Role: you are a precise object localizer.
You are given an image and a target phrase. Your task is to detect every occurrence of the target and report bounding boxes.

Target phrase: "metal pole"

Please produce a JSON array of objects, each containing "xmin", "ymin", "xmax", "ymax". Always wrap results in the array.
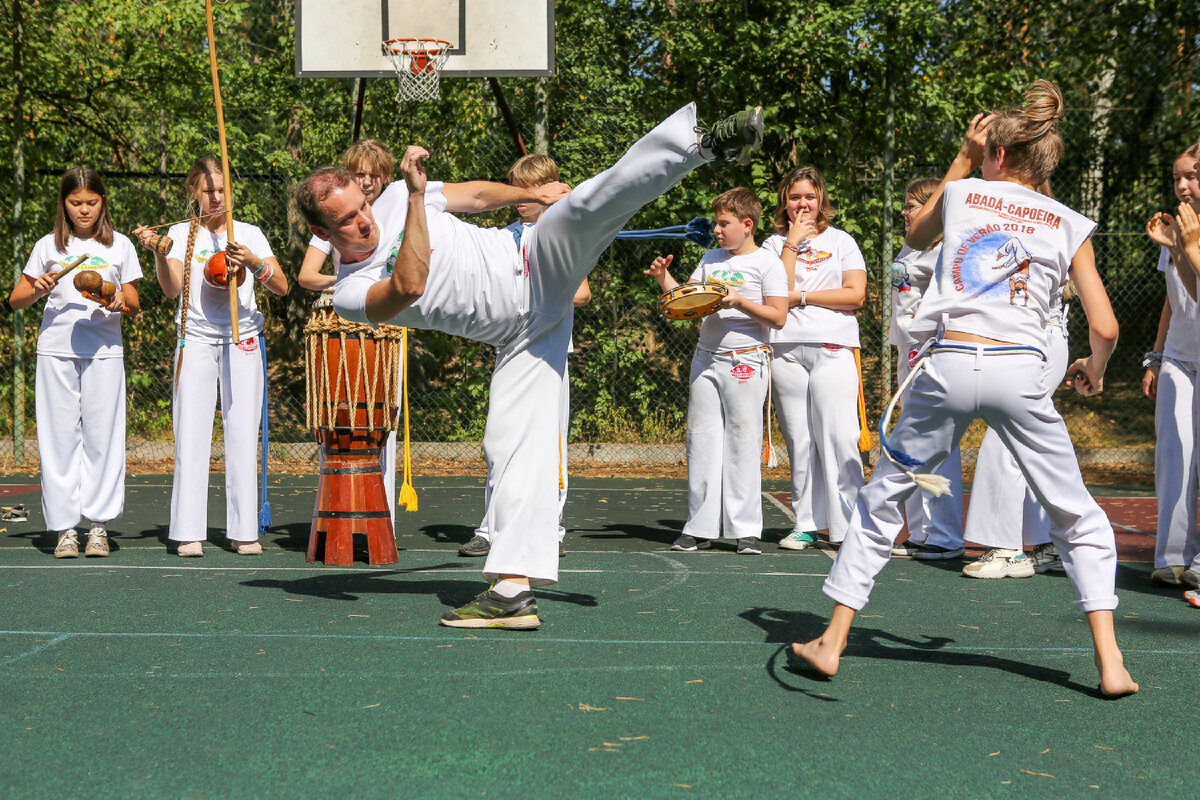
[
  {"xmin": 351, "ymin": 77, "xmax": 367, "ymax": 143},
  {"xmin": 11, "ymin": 0, "xmax": 27, "ymax": 463},
  {"xmin": 533, "ymin": 77, "xmax": 549, "ymax": 156},
  {"xmin": 880, "ymin": 19, "xmax": 895, "ymax": 406}
]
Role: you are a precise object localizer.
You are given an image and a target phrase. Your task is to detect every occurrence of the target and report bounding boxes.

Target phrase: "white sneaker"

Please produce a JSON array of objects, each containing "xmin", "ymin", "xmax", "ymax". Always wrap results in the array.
[
  {"xmin": 232, "ymin": 540, "xmax": 262, "ymax": 555},
  {"xmin": 84, "ymin": 527, "xmax": 110, "ymax": 557},
  {"xmin": 54, "ymin": 530, "xmax": 79, "ymax": 559},
  {"xmin": 962, "ymin": 548, "xmax": 1034, "ymax": 579}
]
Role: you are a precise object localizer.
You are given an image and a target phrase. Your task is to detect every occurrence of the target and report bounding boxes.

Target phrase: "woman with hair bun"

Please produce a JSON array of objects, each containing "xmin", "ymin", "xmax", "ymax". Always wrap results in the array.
[{"xmin": 792, "ymin": 80, "xmax": 1138, "ymax": 698}]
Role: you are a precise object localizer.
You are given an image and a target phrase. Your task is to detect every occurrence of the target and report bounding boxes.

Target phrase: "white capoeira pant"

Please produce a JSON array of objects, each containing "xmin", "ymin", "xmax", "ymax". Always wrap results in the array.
[
  {"xmin": 770, "ymin": 342, "xmax": 864, "ymax": 542},
  {"xmin": 682, "ymin": 346, "xmax": 771, "ymax": 540},
  {"xmin": 824, "ymin": 345, "xmax": 1118, "ymax": 613},
  {"xmin": 896, "ymin": 353, "xmax": 964, "ymax": 550},
  {"xmin": 963, "ymin": 327, "xmax": 1068, "ymax": 550},
  {"xmin": 170, "ymin": 338, "xmax": 265, "ymax": 543},
  {"xmin": 1153, "ymin": 356, "xmax": 1200, "ymax": 571},
  {"xmin": 35, "ymin": 355, "xmax": 126, "ymax": 531},
  {"xmin": 475, "ymin": 361, "xmax": 570, "ymax": 544}
]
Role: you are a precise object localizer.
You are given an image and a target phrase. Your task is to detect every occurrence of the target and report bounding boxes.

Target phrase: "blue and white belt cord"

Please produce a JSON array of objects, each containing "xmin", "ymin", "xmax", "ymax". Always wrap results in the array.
[{"xmin": 878, "ymin": 340, "xmax": 1044, "ymax": 496}]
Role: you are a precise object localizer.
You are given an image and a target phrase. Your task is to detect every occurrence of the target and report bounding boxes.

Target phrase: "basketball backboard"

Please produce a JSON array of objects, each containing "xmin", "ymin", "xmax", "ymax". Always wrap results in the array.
[{"xmin": 295, "ymin": 0, "xmax": 554, "ymax": 78}]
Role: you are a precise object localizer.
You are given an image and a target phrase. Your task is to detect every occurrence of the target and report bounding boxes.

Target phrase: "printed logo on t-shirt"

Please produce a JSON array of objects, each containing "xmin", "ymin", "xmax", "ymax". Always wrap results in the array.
[
  {"xmin": 236, "ymin": 336, "xmax": 258, "ymax": 353},
  {"xmin": 384, "ymin": 231, "xmax": 404, "ymax": 276},
  {"xmin": 949, "ymin": 228, "xmax": 1036, "ymax": 307},
  {"xmin": 890, "ymin": 258, "xmax": 912, "ymax": 291},
  {"xmin": 730, "ymin": 364, "xmax": 756, "ymax": 380},
  {"xmin": 795, "ymin": 249, "xmax": 832, "ymax": 271},
  {"xmin": 709, "ymin": 268, "xmax": 747, "ymax": 286}
]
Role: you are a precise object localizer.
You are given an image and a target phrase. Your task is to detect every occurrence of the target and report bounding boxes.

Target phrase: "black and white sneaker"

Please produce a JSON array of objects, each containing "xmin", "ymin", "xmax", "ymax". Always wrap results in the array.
[
  {"xmin": 737, "ymin": 537, "xmax": 762, "ymax": 555},
  {"xmin": 912, "ymin": 543, "xmax": 965, "ymax": 560},
  {"xmin": 458, "ymin": 534, "xmax": 491, "ymax": 557},
  {"xmin": 671, "ymin": 534, "xmax": 712, "ymax": 552},
  {"xmin": 698, "ymin": 106, "xmax": 764, "ymax": 165}
]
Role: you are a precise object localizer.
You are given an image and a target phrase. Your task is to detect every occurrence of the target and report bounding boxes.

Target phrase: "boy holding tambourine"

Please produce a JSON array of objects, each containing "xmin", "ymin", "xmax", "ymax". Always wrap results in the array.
[{"xmin": 645, "ymin": 187, "xmax": 789, "ymax": 554}]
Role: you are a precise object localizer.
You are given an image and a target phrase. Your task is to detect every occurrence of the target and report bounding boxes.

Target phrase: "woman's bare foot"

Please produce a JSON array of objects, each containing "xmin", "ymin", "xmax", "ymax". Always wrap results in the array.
[
  {"xmin": 790, "ymin": 637, "xmax": 843, "ymax": 678},
  {"xmin": 1095, "ymin": 653, "xmax": 1139, "ymax": 699}
]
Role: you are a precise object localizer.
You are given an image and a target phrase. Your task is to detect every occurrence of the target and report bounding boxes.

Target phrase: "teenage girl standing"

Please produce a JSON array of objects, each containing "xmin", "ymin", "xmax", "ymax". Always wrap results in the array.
[
  {"xmin": 11, "ymin": 168, "xmax": 141, "ymax": 558},
  {"xmin": 793, "ymin": 81, "xmax": 1138, "ymax": 698},
  {"xmin": 134, "ymin": 157, "xmax": 289, "ymax": 556},
  {"xmin": 762, "ymin": 168, "xmax": 867, "ymax": 550}
]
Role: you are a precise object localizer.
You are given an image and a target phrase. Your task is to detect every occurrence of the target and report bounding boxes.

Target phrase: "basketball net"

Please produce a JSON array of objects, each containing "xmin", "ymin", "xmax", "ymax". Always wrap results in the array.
[{"xmin": 382, "ymin": 38, "xmax": 452, "ymax": 102}]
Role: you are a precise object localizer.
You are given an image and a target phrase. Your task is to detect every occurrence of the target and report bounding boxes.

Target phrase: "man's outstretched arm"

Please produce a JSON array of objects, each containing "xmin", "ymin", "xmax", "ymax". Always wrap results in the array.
[{"xmin": 442, "ymin": 179, "xmax": 569, "ymax": 213}]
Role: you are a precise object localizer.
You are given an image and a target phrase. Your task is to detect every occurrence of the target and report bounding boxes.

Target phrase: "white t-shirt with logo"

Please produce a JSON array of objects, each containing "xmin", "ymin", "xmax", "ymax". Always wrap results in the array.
[
  {"xmin": 1157, "ymin": 246, "xmax": 1200, "ymax": 363},
  {"xmin": 333, "ymin": 181, "xmax": 527, "ymax": 347},
  {"xmin": 910, "ymin": 178, "xmax": 1096, "ymax": 351},
  {"xmin": 165, "ymin": 221, "xmax": 274, "ymax": 345},
  {"xmin": 24, "ymin": 233, "xmax": 143, "ymax": 359},
  {"xmin": 762, "ymin": 227, "xmax": 866, "ymax": 348},
  {"xmin": 688, "ymin": 247, "xmax": 789, "ymax": 352},
  {"xmin": 889, "ymin": 243, "xmax": 941, "ymax": 349}
]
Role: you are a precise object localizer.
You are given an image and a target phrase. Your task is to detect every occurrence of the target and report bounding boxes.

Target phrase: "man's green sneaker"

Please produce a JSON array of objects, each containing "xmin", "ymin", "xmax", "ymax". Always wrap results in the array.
[
  {"xmin": 697, "ymin": 106, "xmax": 764, "ymax": 166},
  {"xmin": 439, "ymin": 587, "xmax": 541, "ymax": 630}
]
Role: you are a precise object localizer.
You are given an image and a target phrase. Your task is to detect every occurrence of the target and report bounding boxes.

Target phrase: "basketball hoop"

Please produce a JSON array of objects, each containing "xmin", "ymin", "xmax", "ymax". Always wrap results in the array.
[{"xmin": 382, "ymin": 38, "xmax": 452, "ymax": 102}]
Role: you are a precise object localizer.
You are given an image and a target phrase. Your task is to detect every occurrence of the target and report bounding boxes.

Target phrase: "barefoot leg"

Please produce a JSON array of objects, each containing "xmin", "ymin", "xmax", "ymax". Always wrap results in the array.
[
  {"xmin": 792, "ymin": 603, "xmax": 855, "ymax": 677},
  {"xmin": 1086, "ymin": 610, "xmax": 1139, "ymax": 698}
]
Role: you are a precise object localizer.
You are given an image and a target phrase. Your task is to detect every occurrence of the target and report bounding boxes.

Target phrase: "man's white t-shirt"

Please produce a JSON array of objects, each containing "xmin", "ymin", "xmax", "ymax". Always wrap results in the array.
[
  {"xmin": 24, "ymin": 233, "xmax": 143, "ymax": 359},
  {"xmin": 1157, "ymin": 246, "xmax": 1200, "ymax": 363},
  {"xmin": 165, "ymin": 221, "xmax": 274, "ymax": 344},
  {"xmin": 333, "ymin": 181, "xmax": 527, "ymax": 347},
  {"xmin": 910, "ymin": 178, "xmax": 1096, "ymax": 352},
  {"xmin": 762, "ymin": 227, "xmax": 866, "ymax": 348}
]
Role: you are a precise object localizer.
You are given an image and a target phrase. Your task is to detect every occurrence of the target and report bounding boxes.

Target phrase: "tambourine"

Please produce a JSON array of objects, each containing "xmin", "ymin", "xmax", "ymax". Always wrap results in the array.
[
  {"xmin": 202, "ymin": 251, "xmax": 247, "ymax": 290},
  {"xmin": 73, "ymin": 270, "xmax": 116, "ymax": 304},
  {"xmin": 657, "ymin": 282, "xmax": 729, "ymax": 320}
]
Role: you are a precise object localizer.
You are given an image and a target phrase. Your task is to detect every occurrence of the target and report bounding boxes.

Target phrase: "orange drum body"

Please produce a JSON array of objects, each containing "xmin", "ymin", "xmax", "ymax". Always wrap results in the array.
[
  {"xmin": 658, "ymin": 282, "xmax": 728, "ymax": 320},
  {"xmin": 305, "ymin": 299, "xmax": 404, "ymax": 565}
]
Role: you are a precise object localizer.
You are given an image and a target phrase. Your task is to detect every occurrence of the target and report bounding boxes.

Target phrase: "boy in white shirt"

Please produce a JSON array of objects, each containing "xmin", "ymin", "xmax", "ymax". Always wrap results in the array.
[{"xmin": 645, "ymin": 188, "xmax": 789, "ymax": 554}]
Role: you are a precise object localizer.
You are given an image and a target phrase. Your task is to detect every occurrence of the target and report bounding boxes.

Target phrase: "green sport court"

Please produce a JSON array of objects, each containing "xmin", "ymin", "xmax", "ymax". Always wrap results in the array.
[{"xmin": 1, "ymin": 473, "xmax": 1197, "ymax": 798}]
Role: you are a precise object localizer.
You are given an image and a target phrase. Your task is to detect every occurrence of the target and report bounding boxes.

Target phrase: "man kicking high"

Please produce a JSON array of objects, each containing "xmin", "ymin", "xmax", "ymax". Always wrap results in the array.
[{"xmin": 295, "ymin": 103, "xmax": 763, "ymax": 629}]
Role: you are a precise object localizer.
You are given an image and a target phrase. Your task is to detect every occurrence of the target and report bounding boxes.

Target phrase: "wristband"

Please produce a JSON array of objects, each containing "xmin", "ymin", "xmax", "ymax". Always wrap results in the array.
[
  {"xmin": 256, "ymin": 263, "xmax": 274, "ymax": 284},
  {"xmin": 799, "ymin": 290, "xmax": 807, "ymax": 308},
  {"xmin": 783, "ymin": 241, "xmax": 802, "ymax": 254},
  {"xmin": 1143, "ymin": 351, "xmax": 1163, "ymax": 368},
  {"xmin": 250, "ymin": 258, "xmax": 266, "ymax": 276}
]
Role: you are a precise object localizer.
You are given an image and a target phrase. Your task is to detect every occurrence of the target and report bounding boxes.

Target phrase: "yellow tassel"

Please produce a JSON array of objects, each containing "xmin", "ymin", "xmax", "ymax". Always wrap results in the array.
[
  {"xmin": 399, "ymin": 327, "xmax": 418, "ymax": 512},
  {"xmin": 854, "ymin": 347, "xmax": 872, "ymax": 452}
]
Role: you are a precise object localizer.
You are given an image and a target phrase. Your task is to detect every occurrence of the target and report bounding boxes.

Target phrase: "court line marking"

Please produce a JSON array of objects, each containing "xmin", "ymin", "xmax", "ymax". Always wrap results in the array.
[
  {"xmin": 1, "ymin": 630, "xmax": 1196, "ymax": 657},
  {"xmin": 0, "ymin": 563, "xmax": 831, "ymax": 578}
]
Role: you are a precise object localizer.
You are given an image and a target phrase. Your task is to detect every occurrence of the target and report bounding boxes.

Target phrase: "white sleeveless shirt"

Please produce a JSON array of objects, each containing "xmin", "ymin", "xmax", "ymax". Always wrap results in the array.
[{"xmin": 910, "ymin": 178, "xmax": 1095, "ymax": 351}]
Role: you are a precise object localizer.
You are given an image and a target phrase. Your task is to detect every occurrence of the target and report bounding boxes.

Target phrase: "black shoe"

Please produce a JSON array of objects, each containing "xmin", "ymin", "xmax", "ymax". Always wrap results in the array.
[
  {"xmin": 697, "ymin": 106, "xmax": 764, "ymax": 165},
  {"xmin": 458, "ymin": 534, "xmax": 491, "ymax": 557},
  {"xmin": 737, "ymin": 537, "xmax": 762, "ymax": 555},
  {"xmin": 439, "ymin": 588, "xmax": 541, "ymax": 629},
  {"xmin": 671, "ymin": 534, "xmax": 712, "ymax": 552}
]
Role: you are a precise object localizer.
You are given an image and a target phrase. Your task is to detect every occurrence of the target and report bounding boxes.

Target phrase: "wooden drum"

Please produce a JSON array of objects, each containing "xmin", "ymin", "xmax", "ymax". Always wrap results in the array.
[{"xmin": 304, "ymin": 295, "xmax": 404, "ymax": 565}]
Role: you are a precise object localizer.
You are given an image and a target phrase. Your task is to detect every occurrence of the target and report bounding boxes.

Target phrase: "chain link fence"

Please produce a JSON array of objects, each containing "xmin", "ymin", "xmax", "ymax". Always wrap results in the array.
[{"xmin": 1, "ymin": 0, "xmax": 1192, "ymax": 470}]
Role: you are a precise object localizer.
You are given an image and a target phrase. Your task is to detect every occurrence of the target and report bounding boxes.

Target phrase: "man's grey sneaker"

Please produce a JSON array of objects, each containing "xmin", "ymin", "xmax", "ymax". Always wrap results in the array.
[
  {"xmin": 1151, "ymin": 565, "xmax": 1185, "ymax": 585},
  {"xmin": 1029, "ymin": 542, "xmax": 1064, "ymax": 574},
  {"xmin": 1182, "ymin": 569, "xmax": 1200, "ymax": 589},
  {"xmin": 698, "ymin": 106, "xmax": 764, "ymax": 166},
  {"xmin": 671, "ymin": 534, "xmax": 712, "ymax": 552},
  {"xmin": 779, "ymin": 530, "xmax": 820, "ymax": 550},
  {"xmin": 912, "ymin": 543, "xmax": 965, "ymax": 560},
  {"xmin": 891, "ymin": 539, "xmax": 930, "ymax": 556},
  {"xmin": 737, "ymin": 537, "xmax": 762, "ymax": 555},
  {"xmin": 439, "ymin": 588, "xmax": 541, "ymax": 630},
  {"xmin": 54, "ymin": 530, "xmax": 79, "ymax": 559},
  {"xmin": 962, "ymin": 548, "xmax": 1033, "ymax": 579},
  {"xmin": 458, "ymin": 534, "xmax": 491, "ymax": 557}
]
